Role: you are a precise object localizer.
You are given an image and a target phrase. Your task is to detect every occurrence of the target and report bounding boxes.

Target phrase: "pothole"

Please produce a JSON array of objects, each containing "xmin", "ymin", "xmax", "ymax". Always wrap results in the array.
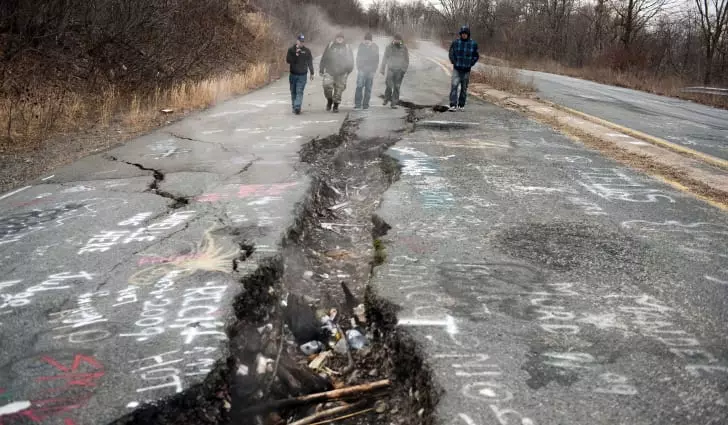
[{"xmin": 495, "ymin": 222, "xmax": 645, "ymax": 273}]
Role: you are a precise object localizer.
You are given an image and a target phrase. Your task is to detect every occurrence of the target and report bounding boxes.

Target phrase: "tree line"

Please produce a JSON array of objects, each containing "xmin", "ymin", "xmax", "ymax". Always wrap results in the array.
[{"xmin": 363, "ymin": 0, "xmax": 727, "ymax": 86}]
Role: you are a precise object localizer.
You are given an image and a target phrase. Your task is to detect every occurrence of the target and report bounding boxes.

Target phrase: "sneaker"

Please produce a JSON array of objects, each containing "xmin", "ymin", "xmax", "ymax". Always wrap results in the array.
[
  {"xmin": 363, "ymin": 105, "xmax": 369, "ymax": 110},
  {"xmin": 326, "ymin": 99, "xmax": 333, "ymax": 111},
  {"xmin": 383, "ymin": 99, "xmax": 389, "ymax": 106},
  {"xmin": 332, "ymin": 103, "xmax": 339, "ymax": 113},
  {"xmin": 390, "ymin": 104, "xmax": 398, "ymax": 109},
  {"xmin": 449, "ymin": 105, "xmax": 457, "ymax": 112},
  {"xmin": 294, "ymin": 108, "xmax": 301, "ymax": 115},
  {"xmin": 354, "ymin": 105, "xmax": 361, "ymax": 110},
  {"xmin": 458, "ymin": 106, "xmax": 465, "ymax": 111}
]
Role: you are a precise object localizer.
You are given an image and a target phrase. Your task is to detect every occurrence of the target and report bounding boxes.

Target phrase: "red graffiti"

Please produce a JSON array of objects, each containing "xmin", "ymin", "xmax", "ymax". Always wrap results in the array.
[
  {"xmin": 0, "ymin": 355, "xmax": 104, "ymax": 425},
  {"xmin": 4, "ymin": 395, "xmax": 91, "ymax": 423},
  {"xmin": 36, "ymin": 355, "xmax": 104, "ymax": 391}
]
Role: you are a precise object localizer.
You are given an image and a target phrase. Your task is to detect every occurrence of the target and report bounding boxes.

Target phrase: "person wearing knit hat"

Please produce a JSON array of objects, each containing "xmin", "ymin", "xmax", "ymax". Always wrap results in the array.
[
  {"xmin": 319, "ymin": 33, "xmax": 354, "ymax": 113},
  {"xmin": 286, "ymin": 34, "xmax": 314, "ymax": 115},
  {"xmin": 380, "ymin": 34, "xmax": 409, "ymax": 109},
  {"xmin": 354, "ymin": 32, "xmax": 379, "ymax": 110},
  {"xmin": 448, "ymin": 26, "xmax": 479, "ymax": 111}
]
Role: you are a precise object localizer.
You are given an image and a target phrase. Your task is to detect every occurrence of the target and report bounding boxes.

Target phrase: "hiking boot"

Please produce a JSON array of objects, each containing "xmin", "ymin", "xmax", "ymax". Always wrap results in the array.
[
  {"xmin": 332, "ymin": 103, "xmax": 339, "ymax": 113},
  {"xmin": 326, "ymin": 99, "xmax": 333, "ymax": 111}
]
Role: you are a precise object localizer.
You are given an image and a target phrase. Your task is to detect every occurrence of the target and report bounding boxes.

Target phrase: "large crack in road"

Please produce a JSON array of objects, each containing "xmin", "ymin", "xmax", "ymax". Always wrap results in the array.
[{"xmin": 105, "ymin": 108, "xmax": 442, "ymax": 425}]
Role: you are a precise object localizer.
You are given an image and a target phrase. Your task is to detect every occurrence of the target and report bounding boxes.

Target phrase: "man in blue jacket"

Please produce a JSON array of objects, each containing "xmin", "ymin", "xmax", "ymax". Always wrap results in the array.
[
  {"xmin": 354, "ymin": 33, "xmax": 379, "ymax": 110},
  {"xmin": 448, "ymin": 26, "xmax": 479, "ymax": 111}
]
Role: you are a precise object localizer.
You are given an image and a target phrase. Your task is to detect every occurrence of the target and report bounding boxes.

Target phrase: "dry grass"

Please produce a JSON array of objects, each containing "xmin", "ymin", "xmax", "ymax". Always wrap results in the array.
[
  {"xmin": 470, "ymin": 67, "xmax": 536, "ymax": 94},
  {"xmin": 509, "ymin": 57, "xmax": 728, "ymax": 110},
  {"xmin": 122, "ymin": 62, "xmax": 271, "ymax": 131},
  {"xmin": 0, "ymin": 61, "xmax": 273, "ymax": 154}
]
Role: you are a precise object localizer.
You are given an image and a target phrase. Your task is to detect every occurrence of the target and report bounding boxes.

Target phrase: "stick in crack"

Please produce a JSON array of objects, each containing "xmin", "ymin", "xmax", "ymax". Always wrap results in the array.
[{"xmin": 239, "ymin": 379, "xmax": 391, "ymax": 415}]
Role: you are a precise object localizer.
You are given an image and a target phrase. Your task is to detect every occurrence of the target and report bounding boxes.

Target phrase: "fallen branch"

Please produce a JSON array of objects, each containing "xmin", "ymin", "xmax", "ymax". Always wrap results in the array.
[
  {"xmin": 308, "ymin": 407, "xmax": 374, "ymax": 425},
  {"xmin": 336, "ymin": 324, "xmax": 355, "ymax": 375},
  {"xmin": 266, "ymin": 320, "xmax": 286, "ymax": 393},
  {"xmin": 239, "ymin": 379, "xmax": 390, "ymax": 415},
  {"xmin": 288, "ymin": 400, "xmax": 368, "ymax": 425}
]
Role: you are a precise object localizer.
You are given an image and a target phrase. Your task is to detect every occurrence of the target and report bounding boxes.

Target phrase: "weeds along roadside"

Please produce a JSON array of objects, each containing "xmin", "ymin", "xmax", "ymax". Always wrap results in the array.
[{"xmin": 0, "ymin": 9, "xmax": 284, "ymax": 155}]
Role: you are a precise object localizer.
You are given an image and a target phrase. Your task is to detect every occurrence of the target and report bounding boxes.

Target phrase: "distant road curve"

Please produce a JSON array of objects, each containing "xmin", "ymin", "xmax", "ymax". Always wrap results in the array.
[{"xmin": 417, "ymin": 40, "xmax": 728, "ymax": 162}]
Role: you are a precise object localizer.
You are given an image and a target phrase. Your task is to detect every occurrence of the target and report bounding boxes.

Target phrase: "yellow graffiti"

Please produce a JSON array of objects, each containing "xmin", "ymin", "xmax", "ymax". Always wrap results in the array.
[{"xmin": 129, "ymin": 224, "xmax": 240, "ymax": 286}]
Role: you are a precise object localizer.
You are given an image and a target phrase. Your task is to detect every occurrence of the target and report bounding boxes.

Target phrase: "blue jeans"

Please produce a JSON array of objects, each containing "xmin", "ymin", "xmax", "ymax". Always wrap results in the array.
[
  {"xmin": 354, "ymin": 72, "xmax": 374, "ymax": 108},
  {"xmin": 450, "ymin": 70, "xmax": 470, "ymax": 107},
  {"xmin": 289, "ymin": 73, "xmax": 307, "ymax": 110}
]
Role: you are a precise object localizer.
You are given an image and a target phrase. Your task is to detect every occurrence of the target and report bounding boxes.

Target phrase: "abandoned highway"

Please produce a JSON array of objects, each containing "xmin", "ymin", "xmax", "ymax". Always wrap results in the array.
[{"xmin": 0, "ymin": 40, "xmax": 726, "ymax": 425}]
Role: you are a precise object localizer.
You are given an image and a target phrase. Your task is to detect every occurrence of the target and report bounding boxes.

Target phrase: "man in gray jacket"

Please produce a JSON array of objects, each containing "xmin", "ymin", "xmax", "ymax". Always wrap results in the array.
[
  {"xmin": 380, "ymin": 34, "xmax": 409, "ymax": 109},
  {"xmin": 354, "ymin": 33, "xmax": 379, "ymax": 110},
  {"xmin": 320, "ymin": 33, "xmax": 354, "ymax": 113}
]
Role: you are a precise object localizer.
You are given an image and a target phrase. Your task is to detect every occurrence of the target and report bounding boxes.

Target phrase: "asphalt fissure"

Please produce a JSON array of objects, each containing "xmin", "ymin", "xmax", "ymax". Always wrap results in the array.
[
  {"xmin": 105, "ymin": 154, "xmax": 191, "ymax": 209},
  {"xmin": 106, "ymin": 106, "xmax": 440, "ymax": 424}
]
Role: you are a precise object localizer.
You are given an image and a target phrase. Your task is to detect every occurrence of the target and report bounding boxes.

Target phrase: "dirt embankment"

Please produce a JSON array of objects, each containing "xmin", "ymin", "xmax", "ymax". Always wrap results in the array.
[{"xmin": 0, "ymin": 0, "xmax": 286, "ymax": 192}]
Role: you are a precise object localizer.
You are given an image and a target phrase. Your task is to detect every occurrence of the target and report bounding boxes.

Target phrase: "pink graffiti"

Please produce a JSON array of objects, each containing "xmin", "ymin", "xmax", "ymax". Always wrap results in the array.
[
  {"xmin": 195, "ymin": 183, "xmax": 298, "ymax": 203},
  {"xmin": 138, "ymin": 254, "xmax": 202, "ymax": 266}
]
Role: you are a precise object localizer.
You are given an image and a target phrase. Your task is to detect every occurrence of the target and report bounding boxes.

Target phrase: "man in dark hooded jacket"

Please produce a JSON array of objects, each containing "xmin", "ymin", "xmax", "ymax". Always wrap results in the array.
[
  {"xmin": 320, "ymin": 33, "xmax": 354, "ymax": 113},
  {"xmin": 380, "ymin": 34, "xmax": 409, "ymax": 109},
  {"xmin": 448, "ymin": 26, "xmax": 479, "ymax": 111},
  {"xmin": 354, "ymin": 33, "xmax": 379, "ymax": 110},
  {"xmin": 286, "ymin": 34, "xmax": 314, "ymax": 115}
]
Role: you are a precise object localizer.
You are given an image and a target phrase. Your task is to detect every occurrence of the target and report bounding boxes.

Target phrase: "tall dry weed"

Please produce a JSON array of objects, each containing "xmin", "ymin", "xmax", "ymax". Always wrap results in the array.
[{"xmin": 471, "ymin": 67, "xmax": 536, "ymax": 94}]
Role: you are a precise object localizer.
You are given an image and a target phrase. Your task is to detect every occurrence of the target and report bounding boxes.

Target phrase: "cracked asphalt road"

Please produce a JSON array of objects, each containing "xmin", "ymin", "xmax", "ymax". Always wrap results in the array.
[
  {"xmin": 372, "ymin": 86, "xmax": 728, "ymax": 423},
  {"xmin": 0, "ymin": 53, "xmax": 349, "ymax": 423},
  {"xmin": 1, "ymin": 37, "xmax": 727, "ymax": 425}
]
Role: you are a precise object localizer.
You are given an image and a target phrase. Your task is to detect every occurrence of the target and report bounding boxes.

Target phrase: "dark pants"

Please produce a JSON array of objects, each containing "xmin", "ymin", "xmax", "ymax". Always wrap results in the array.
[
  {"xmin": 354, "ymin": 71, "xmax": 374, "ymax": 108},
  {"xmin": 384, "ymin": 69, "xmax": 406, "ymax": 105},
  {"xmin": 289, "ymin": 73, "xmax": 307, "ymax": 110},
  {"xmin": 450, "ymin": 70, "xmax": 470, "ymax": 107}
]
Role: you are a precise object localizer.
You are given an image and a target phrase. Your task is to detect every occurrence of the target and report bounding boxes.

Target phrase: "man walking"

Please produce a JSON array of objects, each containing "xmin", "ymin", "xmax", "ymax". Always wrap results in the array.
[
  {"xmin": 354, "ymin": 33, "xmax": 379, "ymax": 110},
  {"xmin": 320, "ymin": 33, "xmax": 354, "ymax": 113},
  {"xmin": 448, "ymin": 26, "xmax": 479, "ymax": 111},
  {"xmin": 286, "ymin": 34, "xmax": 314, "ymax": 115},
  {"xmin": 380, "ymin": 34, "xmax": 409, "ymax": 109}
]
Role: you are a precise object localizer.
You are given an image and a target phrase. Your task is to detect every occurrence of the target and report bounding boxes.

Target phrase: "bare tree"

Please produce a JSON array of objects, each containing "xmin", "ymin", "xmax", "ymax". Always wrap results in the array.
[
  {"xmin": 610, "ymin": 0, "xmax": 667, "ymax": 49},
  {"xmin": 437, "ymin": 0, "xmax": 486, "ymax": 31},
  {"xmin": 694, "ymin": 0, "xmax": 728, "ymax": 84}
]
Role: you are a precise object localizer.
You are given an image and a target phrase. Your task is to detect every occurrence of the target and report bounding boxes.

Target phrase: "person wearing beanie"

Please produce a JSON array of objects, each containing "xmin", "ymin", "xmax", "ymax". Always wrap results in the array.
[
  {"xmin": 354, "ymin": 33, "xmax": 380, "ymax": 110},
  {"xmin": 286, "ymin": 34, "xmax": 314, "ymax": 115},
  {"xmin": 380, "ymin": 34, "xmax": 409, "ymax": 109},
  {"xmin": 319, "ymin": 33, "xmax": 354, "ymax": 113},
  {"xmin": 448, "ymin": 26, "xmax": 479, "ymax": 111}
]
